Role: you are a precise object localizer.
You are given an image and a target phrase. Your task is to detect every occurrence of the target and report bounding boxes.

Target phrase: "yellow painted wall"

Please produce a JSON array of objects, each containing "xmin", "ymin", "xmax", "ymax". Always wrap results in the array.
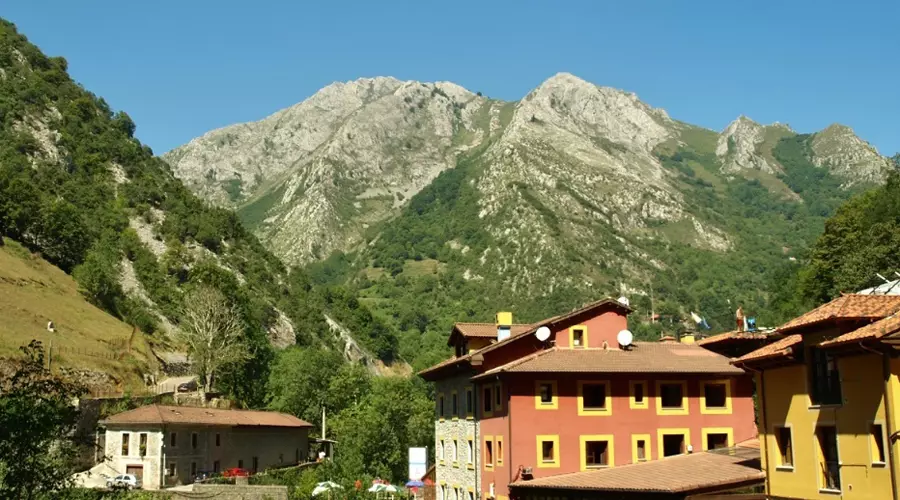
[
  {"xmin": 760, "ymin": 353, "xmax": 892, "ymax": 499},
  {"xmin": 468, "ymin": 338, "xmax": 492, "ymax": 352}
]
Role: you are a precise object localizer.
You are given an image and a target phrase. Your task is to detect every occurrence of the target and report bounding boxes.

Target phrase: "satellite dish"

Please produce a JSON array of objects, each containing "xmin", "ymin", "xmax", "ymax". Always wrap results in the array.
[
  {"xmin": 535, "ymin": 326, "xmax": 552, "ymax": 342},
  {"xmin": 617, "ymin": 329, "xmax": 633, "ymax": 347},
  {"xmin": 617, "ymin": 296, "xmax": 630, "ymax": 307}
]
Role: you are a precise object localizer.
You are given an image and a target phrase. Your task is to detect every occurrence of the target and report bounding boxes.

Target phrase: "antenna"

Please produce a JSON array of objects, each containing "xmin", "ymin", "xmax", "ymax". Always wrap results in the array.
[
  {"xmin": 617, "ymin": 329, "xmax": 633, "ymax": 347},
  {"xmin": 535, "ymin": 326, "xmax": 551, "ymax": 342}
]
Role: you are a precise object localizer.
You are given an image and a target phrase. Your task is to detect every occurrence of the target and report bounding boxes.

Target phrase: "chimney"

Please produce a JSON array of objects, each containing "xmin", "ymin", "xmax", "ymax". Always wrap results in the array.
[
  {"xmin": 680, "ymin": 332, "xmax": 696, "ymax": 344},
  {"xmin": 496, "ymin": 312, "xmax": 512, "ymax": 341}
]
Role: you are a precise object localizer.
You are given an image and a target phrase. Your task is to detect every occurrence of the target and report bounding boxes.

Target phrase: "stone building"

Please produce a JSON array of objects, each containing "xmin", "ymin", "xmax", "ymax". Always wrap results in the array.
[{"xmin": 100, "ymin": 404, "xmax": 312, "ymax": 489}]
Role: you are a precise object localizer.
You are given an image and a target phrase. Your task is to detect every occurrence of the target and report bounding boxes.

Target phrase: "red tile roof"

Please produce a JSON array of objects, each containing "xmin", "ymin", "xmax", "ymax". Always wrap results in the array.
[
  {"xmin": 472, "ymin": 342, "xmax": 744, "ymax": 380},
  {"xmin": 696, "ymin": 330, "xmax": 770, "ymax": 346},
  {"xmin": 777, "ymin": 294, "xmax": 900, "ymax": 333},
  {"xmin": 732, "ymin": 334, "xmax": 802, "ymax": 365},
  {"xmin": 820, "ymin": 313, "xmax": 900, "ymax": 347},
  {"xmin": 419, "ymin": 298, "xmax": 631, "ymax": 379},
  {"xmin": 510, "ymin": 442, "xmax": 762, "ymax": 493},
  {"xmin": 453, "ymin": 323, "xmax": 534, "ymax": 338},
  {"xmin": 101, "ymin": 405, "xmax": 312, "ymax": 428}
]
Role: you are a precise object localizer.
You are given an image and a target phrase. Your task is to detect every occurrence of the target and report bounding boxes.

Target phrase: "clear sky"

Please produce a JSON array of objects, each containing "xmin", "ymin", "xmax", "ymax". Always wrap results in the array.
[{"xmin": 5, "ymin": 0, "xmax": 899, "ymax": 156}]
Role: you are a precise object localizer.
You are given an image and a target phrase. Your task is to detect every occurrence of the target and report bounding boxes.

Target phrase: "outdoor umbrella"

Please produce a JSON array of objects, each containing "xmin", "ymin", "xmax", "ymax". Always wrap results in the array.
[
  {"xmin": 405, "ymin": 480, "xmax": 425, "ymax": 488},
  {"xmin": 312, "ymin": 481, "xmax": 344, "ymax": 497}
]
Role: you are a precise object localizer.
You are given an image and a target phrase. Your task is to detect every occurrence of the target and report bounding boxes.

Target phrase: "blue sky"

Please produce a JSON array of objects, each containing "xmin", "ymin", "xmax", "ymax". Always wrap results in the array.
[{"xmin": 5, "ymin": 0, "xmax": 899, "ymax": 155}]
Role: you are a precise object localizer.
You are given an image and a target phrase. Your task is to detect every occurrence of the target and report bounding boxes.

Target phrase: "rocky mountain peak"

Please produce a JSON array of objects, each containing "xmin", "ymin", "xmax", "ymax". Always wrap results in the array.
[
  {"xmin": 716, "ymin": 116, "xmax": 782, "ymax": 175},
  {"xmin": 810, "ymin": 123, "xmax": 896, "ymax": 186}
]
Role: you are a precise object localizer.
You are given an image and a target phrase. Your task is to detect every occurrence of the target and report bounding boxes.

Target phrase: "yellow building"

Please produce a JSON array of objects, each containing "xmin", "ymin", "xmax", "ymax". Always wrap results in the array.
[{"xmin": 734, "ymin": 294, "xmax": 900, "ymax": 499}]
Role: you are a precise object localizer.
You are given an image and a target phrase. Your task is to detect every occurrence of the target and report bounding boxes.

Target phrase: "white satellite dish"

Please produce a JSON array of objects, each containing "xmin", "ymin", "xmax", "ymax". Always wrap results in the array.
[
  {"xmin": 617, "ymin": 329, "xmax": 633, "ymax": 347},
  {"xmin": 617, "ymin": 296, "xmax": 630, "ymax": 307},
  {"xmin": 535, "ymin": 326, "xmax": 552, "ymax": 342}
]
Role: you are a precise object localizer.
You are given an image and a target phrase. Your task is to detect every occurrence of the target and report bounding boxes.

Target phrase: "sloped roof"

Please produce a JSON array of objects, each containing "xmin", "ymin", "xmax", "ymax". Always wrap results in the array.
[
  {"xmin": 732, "ymin": 334, "xmax": 802, "ymax": 365},
  {"xmin": 453, "ymin": 323, "xmax": 534, "ymax": 339},
  {"xmin": 101, "ymin": 405, "xmax": 312, "ymax": 428},
  {"xmin": 777, "ymin": 294, "xmax": 900, "ymax": 333},
  {"xmin": 510, "ymin": 442, "xmax": 762, "ymax": 493},
  {"xmin": 696, "ymin": 330, "xmax": 770, "ymax": 346},
  {"xmin": 472, "ymin": 342, "xmax": 744, "ymax": 380},
  {"xmin": 820, "ymin": 313, "xmax": 900, "ymax": 347}
]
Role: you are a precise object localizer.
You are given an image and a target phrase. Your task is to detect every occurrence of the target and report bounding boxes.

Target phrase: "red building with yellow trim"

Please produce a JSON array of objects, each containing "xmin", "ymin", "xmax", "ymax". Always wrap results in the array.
[{"xmin": 419, "ymin": 299, "xmax": 757, "ymax": 500}]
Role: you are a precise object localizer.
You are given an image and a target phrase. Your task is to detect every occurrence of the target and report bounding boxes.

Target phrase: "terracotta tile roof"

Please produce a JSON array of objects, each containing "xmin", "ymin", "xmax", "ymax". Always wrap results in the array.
[
  {"xmin": 101, "ymin": 405, "xmax": 312, "ymax": 428},
  {"xmin": 733, "ymin": 334, "xmax": 802, "ymax": 365},
  {"xmin": 510, "ymin": 443, "xmax": 762, "ymax": 493},
  {"xmin": 453, "ymin": 323, "xmax": 533, "ymax": 338},
  {"xmin": 696, "ymin": 330, "xmax": 770, "ymax": 346},
  {"xmin": 777, "ymin": 294, "xmax": 900, "ymax": 333},
  {"xmin": 472, "ymin": 342, "xmax": 744, "ymax": 380},
  {"xmin": 820, "ymin": 313, "xmax": 900, "ymax": 347},
  {"xmin": 420, "ymin": 298, "xmax": 631, "ymax": 379}
]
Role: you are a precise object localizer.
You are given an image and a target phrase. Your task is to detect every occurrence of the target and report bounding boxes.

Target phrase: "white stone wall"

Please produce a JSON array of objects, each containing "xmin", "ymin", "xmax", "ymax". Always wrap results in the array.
[
  {"xmin": 103, "ymin": 428, "xmax": 164, "ymax": 489},
  {"xmin": 435, "ymin": 374, "xmax": 479, "ymax": 496}
]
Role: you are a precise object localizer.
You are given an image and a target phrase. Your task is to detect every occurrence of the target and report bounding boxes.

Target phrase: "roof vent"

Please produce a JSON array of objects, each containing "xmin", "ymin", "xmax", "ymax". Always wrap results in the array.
[{"xmin": 659, "ymin": 334, "xmax": 677, "ymax": 343}]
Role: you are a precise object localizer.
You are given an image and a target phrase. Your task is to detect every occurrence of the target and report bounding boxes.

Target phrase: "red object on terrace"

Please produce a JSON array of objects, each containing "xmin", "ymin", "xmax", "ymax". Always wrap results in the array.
[{"xmin": 222, "ymin": 467, "xmax": 249, "ymax": 478}]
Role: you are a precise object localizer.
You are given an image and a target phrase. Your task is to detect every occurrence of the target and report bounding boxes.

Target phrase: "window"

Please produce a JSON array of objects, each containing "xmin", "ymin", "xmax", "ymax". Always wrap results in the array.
[
  {"xmin": 495, "ymin": 383, "xmax": 501, "ymax": 408},
  {"xmin": 169, "ymin": 432, "xmax": 177, "ymax": 447},
  {"xmin": 238, "ymin": 459, "xmax": 243, "ymax": 469},
  {"xmin": 439, "ymin": 393, "xmax": 445, "ymax": 419},
  {"xmin": 706, "ymin": 433, "xmax": 729, "ymax": 450},
  {"xmin": 191, "ymin": 462, "xmax": 197, "ymax": 477},
  {"xmin": 660, "ymin": 383, "xmax": 684, "ymax": 409},
  {"xmin": 636, "ymin": 439, "xmax": 647, "ymax": 461},
  {"xmin": 252, "ymin": 456, "xmax": 259, "ymax": 473},
  {"xmin": 485, "ymin": 438, "xmax": 494, "ymax": 467},
  {"xmin": 630, "ymin": 381, "xmax": 647, "ymax": 409},
  {"xmin": 438, "ymin": 438, "xmax": 445, "ymax": 463},
  {"xmin": 452, "ymin": 440, "xmax": 458, "ymax": 465},
  {"xmin": 817, "ymin": 426, "xmax": 841, "ymax": 491},
  {"xmin": 483, "ymin": 387, "xmax": 493, "ymax": 415},
  {"xmin": 213, "ymin": 460, "xmax": 220, "ymax": 473},
  {"xmin": 166, "ymin": 462, "xmax": 176, "ymax": 477},
  {"xmin": 704, "ymin": 384, "xmax": 727, "ymax": 408},
  {"xmin": 700, "ymin": 380, "xmax": 732, "ymax": 414},
  {"xmin": 535, "ymin": 380, "xmax": 558, "ymax": 409},
  {"xmin": 776, "ymin": 426, "xmax": 793, "ymax": 468},
  {"xmin": 583, "ymin": 383, "xmax": 607, "ymax": 409},
  {"xmin": 585, "ymin": 440, "xmax": 610, "ymax": 468},
  {"xmin": 570, "ymin": 325, "xmax": 587, "ymax": 348},
  {"xmin": 809, "ymin": 348, "xmax": 842, "ymax": 406},
  {"xmin": 191, "ymin": 432, "xmax": 198, "ymax": 450},
  {"xmin": 496, "ymin": 436, "xmax": 504, "ymax": 466},
  {"xmin": 139, "ymin": 433, "xmax": 148, "ymax": 456},
  {"xmin": 872, "ymin": 423, "xmax": 886, "ymax": 464},
  {"xmin": 662, "ymin": 434, "xmax": 685, "ymax": 457},
  {"xmin": 438, "ymin": 485, "xmax": 444, "ymax": 500},
  {"xmin": 537, "ymin": 435, "xmax": 561, "ymax": 468},
  {"xmin": 468, "ymin": 491, "xmax": 474, "ymax": 500},
  {"xmin": 467, "ymin": 439, "xmax": 474, "ymax": 466},
  {"xmin": 452, "ymin": 392, "xmax": 458, "ymax": 418},
  {"xmin": 121, "ymin": 433, "xmax": 130, "ymax": 456},
  {"xmin": 465, "ymin": 387, "xmax": 474, "ymax": 418}
]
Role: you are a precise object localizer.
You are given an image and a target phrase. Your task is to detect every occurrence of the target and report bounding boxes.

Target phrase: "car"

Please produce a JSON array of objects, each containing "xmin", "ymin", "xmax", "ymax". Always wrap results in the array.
[
  {"xmin": 222, "ymin": 467, "xmax": 249, "ymax": 478},
  {"xmin": 177, "ymin": 379, "xmax": 198, "ymax": 392},
  {"xmin": 192, "ymin": 470, "xmax": 217, "ymax": 482},
  {"xmin": 106, "ymin": 474, "xmax": 141, "ymax": 489}
]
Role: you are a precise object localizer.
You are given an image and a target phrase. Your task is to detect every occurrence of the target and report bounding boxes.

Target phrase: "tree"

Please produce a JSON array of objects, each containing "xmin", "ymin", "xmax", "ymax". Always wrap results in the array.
[
  {"xmin": 266, "ymin": 347, "xmax": 344, "ymax": 430},
  {"xmin": 73, "ymin": 233, "xmax": 122, "ymax": 313},
  {"xmin": 0, "ymin": 341, "xmax": 86, "ymax": 499},
  {"xmin": 177, "ymin": 286, "xmax": 249, "ymax": 402}
]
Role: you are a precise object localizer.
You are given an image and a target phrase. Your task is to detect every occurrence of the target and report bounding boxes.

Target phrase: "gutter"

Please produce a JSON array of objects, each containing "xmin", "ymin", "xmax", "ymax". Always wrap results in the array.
[{"xmin": 742, "ymin": 364, "xmax": 771, "ymax": 499}]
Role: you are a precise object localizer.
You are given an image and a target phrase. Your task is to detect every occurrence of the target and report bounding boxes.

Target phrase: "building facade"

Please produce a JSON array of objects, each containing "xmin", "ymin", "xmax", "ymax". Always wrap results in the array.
[
  {"xmin": 735, "ymin": 294, "xmax": 900, "ymax": 500},
  {"xmin": 101, "ymin": 404, "xmax": 312, "ymax": 489},
  {"xmin": 421, "ymin": 299, "xmax": 757, "ymax": 500}
]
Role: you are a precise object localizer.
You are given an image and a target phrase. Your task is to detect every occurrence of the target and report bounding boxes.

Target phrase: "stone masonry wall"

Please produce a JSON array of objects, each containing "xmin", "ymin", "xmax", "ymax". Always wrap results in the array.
[{"xmin": 435, "ymin": 373, "xmax": 479, "ymax": 499}]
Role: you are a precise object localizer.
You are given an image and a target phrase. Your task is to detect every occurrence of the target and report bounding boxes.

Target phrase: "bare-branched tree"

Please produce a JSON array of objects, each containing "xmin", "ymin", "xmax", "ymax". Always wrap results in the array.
[{"xmin": 178, "ymin": 287, "xmax": 248, "ymax": 402}]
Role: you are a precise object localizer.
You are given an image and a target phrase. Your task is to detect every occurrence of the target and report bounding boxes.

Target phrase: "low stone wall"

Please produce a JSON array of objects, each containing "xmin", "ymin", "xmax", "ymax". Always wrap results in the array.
[{"xmin": 171, "ymin": 484, "xmax": 288, "ymax": 500}]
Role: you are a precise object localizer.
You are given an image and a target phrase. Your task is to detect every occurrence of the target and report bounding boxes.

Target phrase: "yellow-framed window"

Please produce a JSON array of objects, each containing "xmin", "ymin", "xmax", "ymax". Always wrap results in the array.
[
  {"xmin": 496, "ymin": 435, "xmax": 504, "ymax": 467},
  {"xmin": 465, "ymin": 386, "xmax": 474, "ymax": 419},
  {"xmin": 577, "ymin": 380, "xmax": 612, "ymax": 416},
  {"xmin": 535, "ymin": 380, "xmax": 559, "ymax": 410},
  {"xmin": 700, "ymin": 379, "xmax": 732, "ymax": 414},
  {"xmin": 536, "ymin": 435, "xmax": 561, "ymax": 468},
  {"xmin": 629, "ymin": 380, "xmax": 648, "ymax": 409},
  {"xmin": 483, "ymin": 385, "xmax": 494, "ymax": 417},
  {"xmin": 569, "ymin": 325, "xmax": 588, "ymax": 348},
  {"xmin": 452, "ymin": 439, "xmax": 459, "ymax": 467},
  {"xmin": 656, "ymin": 380, "xmax": 689, "ymax": 415},
  {"xmin": 483, "ymin": 435, "xmax": 494, "ymax": 469},
  {"xmin": 466, "ymin": 437, "xmax": 475, "ymax": 469},
  {"xmin": 438, "ymin": 437, "xmax": 445, "ymax": 465},
  {"xmin": 438, "ymin": 393, "xmax": 445, "ymax": 421},
  {"xmin": 631, "ymin": 434, "xmax": 651, "ymax": 463},
  {"xmin": 451, "ymin": 390, "xmax": 459, "ymax": 420},
  {"xmin": 701, "ymin": 427, "xmax": 733, "ymax": 451},
  {"xmin": 657, "ymin": 428, "xmax": 691, "ymax": 457},
  {"xmin": 870, "ymin": 421, "xmax": 887, "ymax": 466},
  {"xmin": 579, "ymin": 434, "xmax": 614, "ymax": 470},
  {"xmin": 494, "ymin": 382, "xmax": 503, "ymax": 412}
]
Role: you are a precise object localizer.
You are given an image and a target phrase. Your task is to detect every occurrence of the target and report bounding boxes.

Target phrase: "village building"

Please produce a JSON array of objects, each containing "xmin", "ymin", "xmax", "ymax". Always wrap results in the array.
[
  {"xmin": 734, "ymin": 294, "xmax": 900, "ymax": 499},
  {"xmin": 100, "ymin": 404, "xmax": 312, "ymax": 489},
  {"xmin": 419, "ymin": 299, "xmax": 758, "ymax": 500}
]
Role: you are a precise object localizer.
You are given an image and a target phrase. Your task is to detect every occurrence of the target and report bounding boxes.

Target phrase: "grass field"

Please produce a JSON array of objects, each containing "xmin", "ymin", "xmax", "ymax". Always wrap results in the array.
[{"xmin": 0, "ymin": 238, "xmax": 155, "ymax": 391}]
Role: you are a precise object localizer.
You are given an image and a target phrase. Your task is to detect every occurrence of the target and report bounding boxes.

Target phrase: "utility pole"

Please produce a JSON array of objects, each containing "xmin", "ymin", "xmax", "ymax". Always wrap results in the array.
[
  {"xmin": 322, "ymin": 406, "xmax": 326, "ymax": 440},
  {"xmin": 48, "ymin": 340, "xmax": 52, "ymax": 373}
]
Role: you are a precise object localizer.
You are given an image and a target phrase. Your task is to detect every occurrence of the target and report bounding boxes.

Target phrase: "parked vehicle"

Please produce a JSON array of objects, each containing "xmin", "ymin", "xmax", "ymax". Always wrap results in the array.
[
  {"xmin": 106, "ymin": 474, "xmax": 141, "ymax": 489},
  {"xmin": 222, "ymin": 467, "xmax": 249, "ymax": 478},
  {"xmin": 192, "ymin": 470, "xmax": 216, "ymax": 482},
  {"xmin": 177, "ymin": 379, "xmax": 198, "ymax": 392}
]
